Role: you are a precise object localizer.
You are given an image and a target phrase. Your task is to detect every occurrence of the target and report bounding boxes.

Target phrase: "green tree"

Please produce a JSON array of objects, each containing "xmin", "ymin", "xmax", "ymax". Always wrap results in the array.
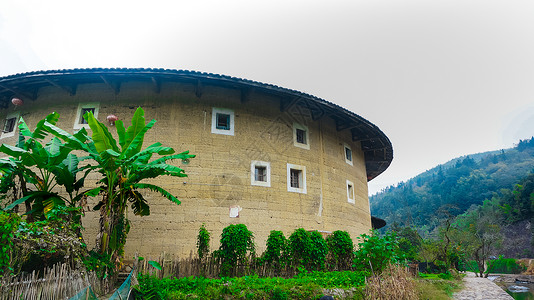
[
  {"xmin": 453, "ymin": 207, "xmax": 502, "ymax": 277},
  {"xmin": 43, "ymin": 107, "xmax": 195, "ymax": 272},
  {"xmin": 0, "ymin": 112, "xmax": 93, "ymax": 228},
  {"xmin": 390, "ymin": 225, "xmax": 422, "ymax": 262}
]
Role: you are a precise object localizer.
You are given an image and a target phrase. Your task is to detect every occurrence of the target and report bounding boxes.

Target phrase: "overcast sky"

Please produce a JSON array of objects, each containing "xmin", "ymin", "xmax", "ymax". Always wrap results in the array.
[{"xmin": 1, "ymin": 0, "xmax": 533, "ymax": 195}]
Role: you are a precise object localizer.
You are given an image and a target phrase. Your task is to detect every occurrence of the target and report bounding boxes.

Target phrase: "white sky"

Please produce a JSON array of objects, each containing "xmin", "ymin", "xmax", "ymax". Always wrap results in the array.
[{"xmin": 1, "ymin": 0, "xmax": 533, "ymax": 195}]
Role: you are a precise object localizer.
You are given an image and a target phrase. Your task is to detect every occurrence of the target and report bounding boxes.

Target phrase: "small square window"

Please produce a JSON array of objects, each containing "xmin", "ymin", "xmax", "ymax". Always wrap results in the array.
[
  {"xmin": 80, "ymin": 108, "xmax": 95, "ymax": 124},
  {"xmin": 287, "ymin": 163, "xmax": 306, "ymax": 193},
  {"xmin": 296, "ymin": 128, "xmax": 306, "ymax": 144},
  {"xmin": 251, "ymin": 161, "xmax": 271, "ymax": 187},
  {"xmin": 211, "ymin": 108, "xmax": 235, "ymax": 136},
  {"xmin": 290, "ymin": 169, "xmax": 301, "ymax": 188},
  {"xmin": 255, "ymin": 166, "xmax": 267, "ymax": 182},
  {"xmin": 1, "ymin": 112, "xmax": 19, "ymax": 139},
  {"xmin": 3, "ymin": 117, "xmax": 16, "ymax": 133},
  {"xmin": 347, "ymin": 180, "xmax": 355, "ymax": 204},
  {"xmin": 216, "ymin": 113, "xmax": 230, "ymax": 130},
  {"xmin": 74, "ymin": 103, "xmax": 99, "ymax": 130},
  {"xmin": 344, "ymin": 144, "xmax": 353, "ymax": 166},
  {"xmin": 293, "ymin": 123, "xmax": 309, "ymax": 150}
]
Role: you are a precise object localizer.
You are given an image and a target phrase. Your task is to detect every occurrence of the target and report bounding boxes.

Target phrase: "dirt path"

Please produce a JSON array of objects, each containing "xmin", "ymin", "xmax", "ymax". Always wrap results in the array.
[{"xmin": 453, "ymin": 272, "xmax": 513, "ymax": 300}]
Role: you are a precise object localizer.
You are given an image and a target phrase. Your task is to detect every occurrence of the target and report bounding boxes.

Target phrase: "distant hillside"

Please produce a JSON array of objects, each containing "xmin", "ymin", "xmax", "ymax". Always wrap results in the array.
[{"xmin": 370, "ymin": 137, "xmax": 534, "ymax": 233}]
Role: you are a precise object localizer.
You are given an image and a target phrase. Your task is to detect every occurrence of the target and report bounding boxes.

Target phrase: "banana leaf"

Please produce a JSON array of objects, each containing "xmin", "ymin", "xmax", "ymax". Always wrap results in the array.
[
  {"xmin": 132, "ymin": 183, "xmax": 181, "ymax": 205},
  {"xmin": 85, "ymin": 111, "xmax": 120, "ymax": 153}
]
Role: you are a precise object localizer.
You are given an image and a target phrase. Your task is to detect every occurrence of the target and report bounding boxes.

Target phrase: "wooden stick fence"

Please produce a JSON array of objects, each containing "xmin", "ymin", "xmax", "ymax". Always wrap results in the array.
[
  {"xmin": 0, "ymin": 263, "xmax": 107, "ymax": 300},
  {"xmin": 135, "ymin": 251, "xmax": 302, "ymax": 279}
]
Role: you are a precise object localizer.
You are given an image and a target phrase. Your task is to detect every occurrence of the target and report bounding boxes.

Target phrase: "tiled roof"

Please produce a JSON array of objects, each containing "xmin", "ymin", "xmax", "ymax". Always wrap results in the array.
[{"xmin": 0, "ymin": 68, "xmax": 393, "ymax": 180}]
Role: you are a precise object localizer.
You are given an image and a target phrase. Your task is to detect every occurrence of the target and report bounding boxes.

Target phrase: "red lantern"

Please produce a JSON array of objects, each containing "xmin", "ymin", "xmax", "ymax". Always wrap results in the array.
[
  {"xmin": 107, "ymin": 114, "xmax": 119, "ymax": 125},
  {"xmin": 11, "ymin": 98, "xmax": 23, "ymax": 106}
]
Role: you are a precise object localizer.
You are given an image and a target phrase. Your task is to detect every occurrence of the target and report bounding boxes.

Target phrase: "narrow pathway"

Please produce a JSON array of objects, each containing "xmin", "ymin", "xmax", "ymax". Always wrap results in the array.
[{"xmin": 453, "ymin": 272, "xmax": 513, "ymax": 300}]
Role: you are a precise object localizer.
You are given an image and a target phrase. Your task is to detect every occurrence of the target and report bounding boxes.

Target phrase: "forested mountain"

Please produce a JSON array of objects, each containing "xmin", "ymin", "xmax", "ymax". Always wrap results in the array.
[{"xmin": 370, "ymin": 137, "xmax": 534, "ymax": 234}]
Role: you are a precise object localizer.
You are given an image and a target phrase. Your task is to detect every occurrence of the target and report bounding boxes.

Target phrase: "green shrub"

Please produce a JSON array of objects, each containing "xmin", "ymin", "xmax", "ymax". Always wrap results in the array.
[
  {"xmin": 288, "ymin": 228, "xmax": 311, "ymax": 270},
  {"xmin": 288, "ymin": 228, "xmax": 328, "ymax": 271},
  {"xmin": 197, "ymin": 223, "xmax": 210, "ymax": 261},
  {"xmin": 214, "ymin": 224, "xmax": 255, "ymax": 277},
  {"xmin": 326, "ymin": 230, "xmax": 354, "ymax": 270},
  {"xmin": 262, "ymin": 230, "xmax": 288, "ymax": 273},
  {"xmin": 353, "ymin": 230, "xmax": 402, "ymax": 274},
  {"xmin": 0, "ymin": 211, "xmax": 21, "ymax": 277},
  {"xmin": 438, "ymin": 271, "xmax": 452, "ymax": 280},
  {"xmin": 82, "ymin": 250, "xmax": 114, "ymax": 280},
  {"xmin": 308, "ymin": 231, "xmax": 328, "ymax": 271},
  {"xmin": 487, "ymin": 256, "xmax": 526, "ymax": 274}
]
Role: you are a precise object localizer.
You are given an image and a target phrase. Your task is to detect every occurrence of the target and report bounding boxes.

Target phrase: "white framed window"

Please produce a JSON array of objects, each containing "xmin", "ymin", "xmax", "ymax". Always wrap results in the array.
[
  {"xmin": 1, "ymin": 112, "xmax": 20, "ymax": 139},
  {"xmin": 293, "ymin": 123, "xmax": 309, "ymax": 150},
  {"xmin": 287, "ymin": 163, "xmax": 306, "ymax": 194},
  {"xmin": 211, "ymin": 107, "xmax": 234, "ymax": 136},
  {"xmin": 251, "ymin": 160, "xmax": 271, "ymax": 187},
  {"xmin": 344, "ymin": 144, "xmax": 353, "ymax": 166},
  {"xmin": 74, "ymin": 103, "xmax": 99, "ymax": 130},
  {"xmin": 347, "ymin": 179, "xmax": 355, "ymax": 204}
]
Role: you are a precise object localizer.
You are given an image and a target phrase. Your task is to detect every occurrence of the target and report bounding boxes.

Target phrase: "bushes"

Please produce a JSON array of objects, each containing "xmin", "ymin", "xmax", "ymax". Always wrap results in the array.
[
  {"xmin": 196, "ymin": 224, "xmax": 210, "ymax": 261},
  {"xmin": 308, "ymin": 231, "xmax": 328, "ymax": 271},
  {"xmin": 262, "ymin": 230, "xmax": 288, "ymax": 274},
  {"xmin": 195, "ymin": 224, "xmax": 417, "ymax": 279},
  {"xmin": 353, "ymin": 230, "xmax": 402, "ymax": 274},
  {"xmin": 214, "ymin": 224, "xmax": 255, "ymax": 277},
  {"xmin": 0, "ymin": 211, "xmax": 20, "ymax": 276},
  {"xmin": 326, "ymin": 230, "xmax": 354, "ymax": 270},
  {"xmin": 487, "ymin": 256, "xmax": 525, "ymax": 274},
  {"xmin": 287, "ymin": 228, "xmax": 329, "ymax": 271},
  {"xmin": 461, "ymin": 256, "xmax": 525, "ymax": 275},
  {"xmin": 198, "ymin": 225, "xmax": 357, "ymax": 276}
]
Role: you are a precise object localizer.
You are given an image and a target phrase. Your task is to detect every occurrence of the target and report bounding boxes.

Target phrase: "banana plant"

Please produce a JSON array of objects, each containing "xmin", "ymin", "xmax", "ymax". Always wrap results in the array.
[
  {"xmin": 0, "ymin": 113, "xmax": 93, "ymax": 223},
  {"xmin": 42, "ymin": 107, "xmax": 195, "ymax": 269}
]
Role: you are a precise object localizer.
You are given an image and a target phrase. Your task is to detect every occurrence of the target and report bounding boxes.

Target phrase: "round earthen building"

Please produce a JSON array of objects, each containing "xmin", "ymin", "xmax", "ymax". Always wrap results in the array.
[{"xmin": 0, "ymin": 68, "xmax": 393, "ymax": 257}]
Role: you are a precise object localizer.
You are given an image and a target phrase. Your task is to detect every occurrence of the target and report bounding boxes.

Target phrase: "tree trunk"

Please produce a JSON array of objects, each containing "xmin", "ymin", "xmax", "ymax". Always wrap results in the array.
[{"xmin": 95, "ymin": 196, "xmax": 109, "ymax": 253}]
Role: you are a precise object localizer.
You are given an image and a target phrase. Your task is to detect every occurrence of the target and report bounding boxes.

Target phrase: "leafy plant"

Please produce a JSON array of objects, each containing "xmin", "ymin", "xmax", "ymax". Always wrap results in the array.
[
  {"xmin": 288, "ymin": 228, "xmax": 328, "ymax": 271},
  {"xmin": 42, "ymin": 107, "xmax": 195, "ymax": 273},
  {"xmin": 308, "ymin": 231, "xmax": 328, "ymax": 271},
  {"xmin": 148, "ymin": 260, "xmax": 162, "ymax": 271},
  {"xmin": 288, "ymin": 228, "xmax": 311, "ymax": 270},
  {"xmin": 326, "ymin": 230, "xmax": 354, "ymax": 270},
  {"xmin": 0, "ymin": 112, "xmax": 93, "ymax": 224},
  {"xmin": 486, "ymin": 256, "xmax": 525, "ymax": 274},
  {"xmin": 83, "ymin": 250, "xmax": 114, "ymax": 280},
  {"xmin": 0, "ymin": 211, "xmax": 21, "ymax": 276},
  {"xmin": 197, "ymin": 224, "xmax": 211, "ymax": 261},
  {"xmin": 262, "ymin": 230, "xmax": 288, "ymax": 274},
  {"xmin": 215, "ymin": 224, "xmax": 255, "ymax": 277},
  {"xmin": 353, "ymin": 230, "xmax": 402, "ymax": 274}
]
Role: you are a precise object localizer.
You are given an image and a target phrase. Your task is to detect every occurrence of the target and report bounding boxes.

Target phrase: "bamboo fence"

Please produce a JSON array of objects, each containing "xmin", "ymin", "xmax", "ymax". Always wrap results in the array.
[
  {"xmin": 136, "ymin": 251, "xmax": 305, "ymax": 279},
  {"xmin": 0, "ymin": 263, "xmax": 106, "ymax": 300}
]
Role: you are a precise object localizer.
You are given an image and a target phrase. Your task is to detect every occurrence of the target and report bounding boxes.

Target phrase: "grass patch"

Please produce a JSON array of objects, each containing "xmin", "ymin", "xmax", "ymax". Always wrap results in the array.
[
  {"xmin": 134, "ymin": 267, "xmax": 465, "ymax": 300},
  {"xmin": 417, "ymin": 272, "xmax": 464, "ymax": 299},
  {"xmin": 134, "ymin": 270, "xmax": 369, "ymax": 300}
]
